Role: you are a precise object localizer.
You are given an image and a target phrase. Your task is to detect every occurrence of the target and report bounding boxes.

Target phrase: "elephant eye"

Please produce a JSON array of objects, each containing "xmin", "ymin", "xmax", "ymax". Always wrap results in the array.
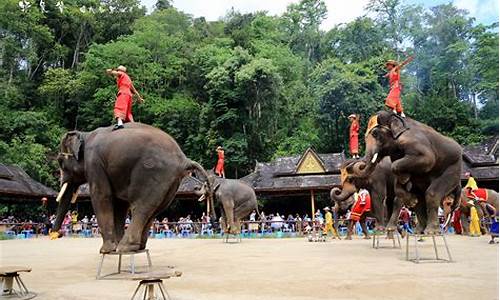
[{"xmin": 371, "ymin": 129, "xmax": 379, "ymax": 138}]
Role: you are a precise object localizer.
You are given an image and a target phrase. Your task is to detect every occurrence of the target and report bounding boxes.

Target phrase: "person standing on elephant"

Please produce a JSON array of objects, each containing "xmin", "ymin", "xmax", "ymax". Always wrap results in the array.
[
  {"xmin": 348, "ymin": 114, "xmax": 360, "ymax": 158},
  {"xmin": 384, "ymin": 56, "xmax": 414, "ymax": 118},
  {"xmin": 323, "ymin": 207, "xmax": 340, "ymax": 239},
  {"xmin": 215, "ymin": 146, "xmax": 225, "ymax": 178},
  {"xmin": 106, "ymin": 65, "xmax": 144, "ymax": 130}
]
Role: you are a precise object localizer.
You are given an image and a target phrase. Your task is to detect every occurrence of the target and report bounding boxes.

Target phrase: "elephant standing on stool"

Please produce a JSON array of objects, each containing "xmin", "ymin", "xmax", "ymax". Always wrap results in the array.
[
  {"xmin": 52, "ymin": 123, "xmax": 214, "ymax": 253},
  {"xmin": 330, "ymin": 157, "xmax": 400, "ymax": 239},
  {"xmin": 195, "ymin": 176, "xmax": 258, "ymax": 234},
  {"xmin": 356, "ymin": 111, "xmax": 463, "ymax": 234}
]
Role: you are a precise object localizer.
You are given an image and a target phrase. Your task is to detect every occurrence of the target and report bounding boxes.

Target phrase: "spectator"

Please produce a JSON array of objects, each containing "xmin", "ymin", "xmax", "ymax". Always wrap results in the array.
[
  {"xmin": 90, "ymin": 215, "xmax": 99, "ymax": 236},
  {"xmin": 249, "ymin": 210, "xmax": 258, "ymax": 232},
  {"xmin": 81, "ymin": 215, "xmax": 89, "ymax": 231}
]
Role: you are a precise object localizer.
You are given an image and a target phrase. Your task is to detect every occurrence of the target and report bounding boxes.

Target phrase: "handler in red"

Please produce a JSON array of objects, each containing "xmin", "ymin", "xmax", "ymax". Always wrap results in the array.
[
  {"xmin": 215, "ymin": 146, "xmax": 225, "ymax": 178},
  {"xmin": 350, "ymin": 188, "xmax": 371, "ymax": 222},
  {"xmin": 348, "ymin": 114, "xmax": 360, "ymax": 158},
  {"xmin": 106, "ymin": 65, "xmax": 144, "ymax": 130},
  {"xmin": 384, "ymin": 56, "xmax": 413, "ymax": 118}
]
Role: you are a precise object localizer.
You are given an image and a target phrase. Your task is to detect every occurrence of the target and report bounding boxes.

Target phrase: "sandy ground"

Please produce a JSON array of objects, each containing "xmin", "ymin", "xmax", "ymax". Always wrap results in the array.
[{"xmin": 0, "ymin": 235, "xmax": 498, "ymax": 300}]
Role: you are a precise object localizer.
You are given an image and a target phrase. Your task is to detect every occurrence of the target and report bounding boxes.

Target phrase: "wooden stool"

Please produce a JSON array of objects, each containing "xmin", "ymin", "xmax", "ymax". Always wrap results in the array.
[
  {"xmin": 130, "ymin": 271, "xmax": 182, "ymax": 300},
  {"xmin": 372, "ymin": 229, "xmax": 401, "ymax": 249},
  {"xmin": 0, "ymin": 266, "xmax": 36, "ymax": 299},
  {"xmin": 405, "ymin": 233, "xmax": 453, "ymax": 263},
  {"xmin": 96, "ymin": 249, "xmax": 153, "ymax": 279},
  {"xmin": 223, "ymin": 233, "xmax": 241, "ymax": 244}
]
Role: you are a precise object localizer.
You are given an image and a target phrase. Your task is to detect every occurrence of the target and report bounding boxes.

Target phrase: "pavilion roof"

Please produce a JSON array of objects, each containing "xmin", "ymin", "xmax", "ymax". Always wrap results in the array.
[{"xmin": 0, "ymin": 163, "xmax": 57, "ymax": 199}]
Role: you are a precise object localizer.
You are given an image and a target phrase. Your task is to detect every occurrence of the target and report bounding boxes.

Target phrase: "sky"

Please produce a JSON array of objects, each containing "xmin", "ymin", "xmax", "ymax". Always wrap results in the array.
[{"xmin": 139, "ymin": 0, "xmax": 499, "ymax": 30}]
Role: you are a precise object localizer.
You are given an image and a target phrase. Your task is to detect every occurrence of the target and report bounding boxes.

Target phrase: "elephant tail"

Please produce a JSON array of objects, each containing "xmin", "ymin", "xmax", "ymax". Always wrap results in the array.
[{"xmin": 184, "ymin": 160, "xmax": 216, "ymax": 220}]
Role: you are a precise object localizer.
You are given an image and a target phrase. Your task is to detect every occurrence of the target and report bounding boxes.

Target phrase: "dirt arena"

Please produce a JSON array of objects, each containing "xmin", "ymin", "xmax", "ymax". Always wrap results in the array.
[{"xmin": 1, "ymin": 235, "xmax": 498, "ymax": 300}]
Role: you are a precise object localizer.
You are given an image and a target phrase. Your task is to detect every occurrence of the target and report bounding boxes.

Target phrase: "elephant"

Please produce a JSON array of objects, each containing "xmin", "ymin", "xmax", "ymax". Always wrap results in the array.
[
  {"xmin": 443, "ymin": 188, "xmax": 499, "ymax": 235},
  {"xmin": 354, "ymin": 111, "xmax": 463, "ymax": 234},
  {"xmin": 52, "ymin": 123, "xmax": 214, "ymax": 253},
  {"xmin": 194, "ymin": 175, "xmax": 258, "ymax": 234},
  {"xmin": 330, "ymin": 157, "xmax": 400, "ymax": 239}
]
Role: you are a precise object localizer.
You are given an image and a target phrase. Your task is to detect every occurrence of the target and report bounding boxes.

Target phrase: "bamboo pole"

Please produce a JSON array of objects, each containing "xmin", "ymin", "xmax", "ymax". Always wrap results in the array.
[{"xmin": 311, "ymin": 190, "xmax": 315, "ymax": 221}]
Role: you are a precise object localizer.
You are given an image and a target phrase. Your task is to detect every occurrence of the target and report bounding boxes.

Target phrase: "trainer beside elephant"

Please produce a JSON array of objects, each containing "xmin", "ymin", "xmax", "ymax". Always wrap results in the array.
[
  {"xmin": 354, "ymin": 111, "xmax": 463, "ymax": 234},
  {"xmin": 330, "ymin": 157, "xmax": 400, "ymax": 239},
  {"xmin": 195, "ymin": 175, "xmax": 258, "ymax": 234},
  {"xmin": 52, "ymin": 123, "xmax": 214, "ymax": 253}
]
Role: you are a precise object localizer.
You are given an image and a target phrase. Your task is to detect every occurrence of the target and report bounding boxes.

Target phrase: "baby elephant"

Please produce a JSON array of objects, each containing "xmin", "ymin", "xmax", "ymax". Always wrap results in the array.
[{"xmin": 195, "ymin": 176, "xmax": 258, "ymax": 234}]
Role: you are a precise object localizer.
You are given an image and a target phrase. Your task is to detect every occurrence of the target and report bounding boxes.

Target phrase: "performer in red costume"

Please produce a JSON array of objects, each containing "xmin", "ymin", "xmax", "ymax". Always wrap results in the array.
[
  {"xmin": 350, "ymin": 188, "xmax": 371, "ymax": 222},
  {"xmin": 215, "ymin": 146, "xmax": 225, "ymax": 178},
  {"xmin": 106, "ymin": 65, "xmax": 144, "ymax": 130},
  {"xmin": 348, "ymin": 114, "xmax": 360, "ymax": 158},
  {"xmin": 384, "ymin": 56, "xmax": 413, "ymax": 118}
]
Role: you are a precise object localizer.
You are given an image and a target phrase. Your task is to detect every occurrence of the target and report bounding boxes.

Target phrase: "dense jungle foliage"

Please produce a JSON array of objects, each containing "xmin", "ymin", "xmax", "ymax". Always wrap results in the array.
[{"xmin": 0, "ymin": 0, "xmax": 498, "ymax": 186}]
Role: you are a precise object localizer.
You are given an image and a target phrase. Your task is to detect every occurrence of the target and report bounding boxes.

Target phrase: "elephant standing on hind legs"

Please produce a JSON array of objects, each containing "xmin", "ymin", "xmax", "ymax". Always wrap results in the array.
[
  {"xmin": 52, "ymin": 123, "xmax": 215, "ymax": 253},
  {"xmin": 330, "ymin": 157, "xmax": 400, "ymax": 240},
  {"xmin": 195, "ymin": 175, "xmax": 258, "ymax": 234},
  {"xmin": 355, "ymin": 111, "xmax": 463, "ymax": 235}
]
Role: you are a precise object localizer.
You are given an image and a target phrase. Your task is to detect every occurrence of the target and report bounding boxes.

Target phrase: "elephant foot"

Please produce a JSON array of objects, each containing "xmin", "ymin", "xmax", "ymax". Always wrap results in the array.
[
  {"xmin": 363, "ymin": 235, "xmax": 370, "ymax": 240},
  {"xmin": 100, "ymin": 241, "xmax": 117, "ymax": 254},
  {"xmin": 415, "ymin": 225, "xmax": 425, "ymax": 235},
  {"xmin": 423, "ymin": 224, "xmax": 440, "ymax": 235},
  {"xmin": 116, "ymin": 242, "xmax": 141, "ymax": 253}
]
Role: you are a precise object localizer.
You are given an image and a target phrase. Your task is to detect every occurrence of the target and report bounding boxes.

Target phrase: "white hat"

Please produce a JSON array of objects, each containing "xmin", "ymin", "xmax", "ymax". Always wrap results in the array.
[
  {"xmin": 324, "ymin": 207, "xmax": 330, "ymax": 211},
  {"xmin": 117, "ymin": 65, "xmax": 127, "ymax": 72},
  {"xmin": 348, "ymin": 114, "xmax": 356, "ymax": 119}
]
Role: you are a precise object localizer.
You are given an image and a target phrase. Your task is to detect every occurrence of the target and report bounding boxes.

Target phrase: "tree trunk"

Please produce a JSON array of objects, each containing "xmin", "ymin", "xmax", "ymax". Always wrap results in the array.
[{"xmin": 71, "ymin": 23, "xmax": 85, "ymax": 69}]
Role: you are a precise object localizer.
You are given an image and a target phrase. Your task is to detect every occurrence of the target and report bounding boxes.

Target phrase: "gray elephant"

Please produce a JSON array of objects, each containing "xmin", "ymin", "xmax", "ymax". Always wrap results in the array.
[
  {"xmin": 355, "ymin": 111, "xmax": 463, "ymax": 234},
  {"xmin": 51, "ymin": 123, "xmax": 214, "ymax": 253},
  {"xmin": 443, "ymin": 188, "xmax": 499, "ymax": 235},
  {"xmin": 195, "ymin": 175, "xmax": 258, "ymax": 234},
  {"xmin": 330, "ymin": 157, "xmax": 400, "ymax": 239}
]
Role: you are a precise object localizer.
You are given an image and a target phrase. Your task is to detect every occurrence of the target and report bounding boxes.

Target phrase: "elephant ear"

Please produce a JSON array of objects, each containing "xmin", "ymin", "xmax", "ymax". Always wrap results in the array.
[
  {"xmin": 389, "ymin": 115, "xmax": 408, "ymax": 139},
  {"xmin": 64, "ymin": 131, "xmax": 83, "ymax": 161}
]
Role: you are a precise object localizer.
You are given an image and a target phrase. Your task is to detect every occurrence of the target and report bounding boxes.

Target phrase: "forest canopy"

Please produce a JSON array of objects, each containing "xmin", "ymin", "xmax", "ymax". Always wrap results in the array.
[{"xmin": 0, "ymin": 0, "xmax": 498, "ymax": 186}]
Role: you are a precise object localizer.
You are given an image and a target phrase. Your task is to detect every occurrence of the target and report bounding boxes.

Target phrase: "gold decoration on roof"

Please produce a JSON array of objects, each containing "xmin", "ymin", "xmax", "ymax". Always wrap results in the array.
[{"xmin": 296, "ymin": 148, "xmax": 326, "ymax": 174}]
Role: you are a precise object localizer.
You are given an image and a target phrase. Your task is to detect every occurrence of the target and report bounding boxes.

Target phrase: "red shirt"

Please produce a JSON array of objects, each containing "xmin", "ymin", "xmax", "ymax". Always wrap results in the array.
[
  {"xmin": 349, "ymin": 121, "xmax": 359, "ymax": 138},
  {"xmin": 388, "ymin": 70, "xmax": 400, "ymax": 89},
  {"xmin": 116, "ymin": 71, "xmax": 132, "ymax": 95}
]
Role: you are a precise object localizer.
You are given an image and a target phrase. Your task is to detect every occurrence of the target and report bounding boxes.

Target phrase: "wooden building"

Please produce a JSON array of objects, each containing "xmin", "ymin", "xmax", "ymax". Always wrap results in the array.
[{"xmin": 0, "ymin": 164, "xmax": 56, "ymax": 202}]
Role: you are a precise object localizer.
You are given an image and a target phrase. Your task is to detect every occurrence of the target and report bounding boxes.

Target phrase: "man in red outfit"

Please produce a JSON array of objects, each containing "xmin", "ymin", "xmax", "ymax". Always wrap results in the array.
[
  {"xmin": 384, "ymin": 56, "xmax": 413, "ymax": 118},
  {"xmin": 106, "ymin": 65, "xmax": 144, "ymax": 130},
  {"xmin": 215, "ymin": 146, "xmax": 225, "ymax": 178},
  {"xmin": 348, "ymin": 114, "xmax": 360, "ymax": 158}
]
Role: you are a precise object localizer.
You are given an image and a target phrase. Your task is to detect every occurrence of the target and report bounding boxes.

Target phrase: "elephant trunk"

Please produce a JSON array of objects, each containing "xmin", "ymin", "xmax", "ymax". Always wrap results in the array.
[
  {"xmin": 352, "ymin": 156, "xmax": 377, "ymax": 178},
  {"xmin": 331, "ymin": 187, "xmax": 353, "ymax": 203},
  {"xmin": 52, "ymin": 182, "xmax": 79, "ymax": 233},
  {"xmin": 187, "ymin": 160, "xmax": 216, "ymax": 220}
]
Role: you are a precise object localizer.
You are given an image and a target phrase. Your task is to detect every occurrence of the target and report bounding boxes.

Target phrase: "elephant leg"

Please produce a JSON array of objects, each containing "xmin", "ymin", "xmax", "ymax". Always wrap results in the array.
[
  {"xmin": 386, "ymin": 197, "xmax": 402, "ymax": 231},
  {"xmin": 139, "ymin": 218, "xmax": 154, "ymax": 250},
  {"xmin": 113, "ymin": 200, "xmax": 129, "ymax": 244},
  {"xmin": 345, "ymin": 220, "xmax": 353, "ymax": 240},
  {"xmin": 414, "ymin": 200, "xmax": 427, "ymax": 234},
  {"xmin": 221, "ymin": 199, "xmax": 236, "ymax": 234},
  {"xmin": 391, "ymin": 152, "xmax": 434, "ymax": 187},
  {"xmin": 424, "ymin": 170, "xmax": 460, "ymax": 235},
  {"xmin": 360, "ymin": 214, "xmax": 370, "ymax": 239},
  {"xmin": 460, "ymin": 212, "xmax": 471, "ymax": 235},
  {"xmin": 88, "ymin": 177, "xmax": 117, "ymax": 254}
]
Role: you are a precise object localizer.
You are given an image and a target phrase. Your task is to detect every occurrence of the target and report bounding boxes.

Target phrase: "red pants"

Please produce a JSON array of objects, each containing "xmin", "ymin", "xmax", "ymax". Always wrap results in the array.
[
  {"xmin": 349, "ymin": 135, "xmax": 359, "ymax": 155},
  {"xmin": 215, "ymin": 160, "xmax": 224, "ymax": 176},
  {"xmin": 114, "ymin": 93, "xmax": 134, "ymax": 122},
  {"xmin": 385, "ymin": 86, "xmax": 403, "ymax": 113}
]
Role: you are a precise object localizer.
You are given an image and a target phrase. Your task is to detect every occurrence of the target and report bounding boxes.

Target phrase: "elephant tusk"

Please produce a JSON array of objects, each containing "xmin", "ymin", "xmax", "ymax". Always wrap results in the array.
[
  {"xmin": 443, "ymin": 212, "xmax": 453, "ymax": 228},
  {"xmin": 56, "ymin": 183, "xmax": 68, "ymax": 202},
  {"xmin": 371, "ymin": 153, "xmax": 379, "ymax": 164},
  {"xmin": 71, "ymin": 190, "xmax": 79, "ymax": 204},
  {"xmin": 198, "ymin": 194, "xmax": 206, "ymax": 202}
]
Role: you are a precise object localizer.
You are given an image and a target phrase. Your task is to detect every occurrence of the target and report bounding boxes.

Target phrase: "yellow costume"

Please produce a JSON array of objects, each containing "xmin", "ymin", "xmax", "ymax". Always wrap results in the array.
[
  {"xmin": 323, "ymin": 211, "xmax": 340, "ymax": 238},
  {"xmin": 465, "ymin": 177, "xmax": 478, "ymax": 190},
  {"xmin": 469, "ymin": 205, "xmax": 481, "ymax": 236}
]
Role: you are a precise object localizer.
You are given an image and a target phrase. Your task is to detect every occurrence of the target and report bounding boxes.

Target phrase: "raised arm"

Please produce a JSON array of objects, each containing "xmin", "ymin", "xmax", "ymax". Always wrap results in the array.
[
  {"xmin": 106, "ymin": 68, "xmax": 120, "ymax": 77},
  {"xmin": 396, "ymin": 55, "xmax": 414, "ymax": 71}
]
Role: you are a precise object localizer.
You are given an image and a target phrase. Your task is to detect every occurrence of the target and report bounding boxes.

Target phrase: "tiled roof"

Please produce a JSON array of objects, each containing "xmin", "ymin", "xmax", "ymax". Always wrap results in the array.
[{"xmin": 0, "ymin": 163, "xmax": 57, "ymax": 199}]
